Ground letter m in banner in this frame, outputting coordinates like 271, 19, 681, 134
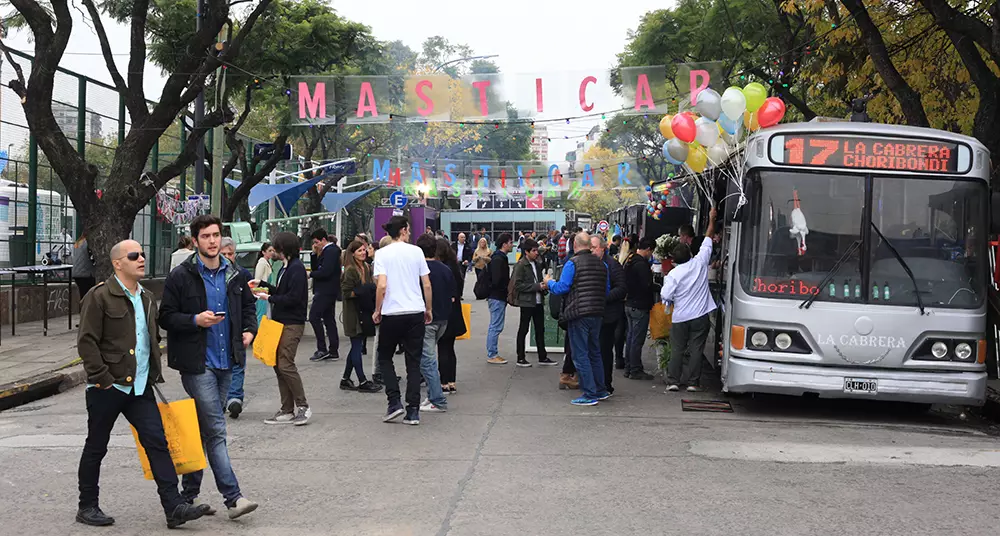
372, 159, 401, 187
290, 76, 337, 126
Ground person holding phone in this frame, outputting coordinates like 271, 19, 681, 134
159, 215, 259, 520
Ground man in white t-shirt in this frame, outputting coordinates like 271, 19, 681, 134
372, 215, 433, 426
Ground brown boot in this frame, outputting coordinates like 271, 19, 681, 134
559, 373, 580, 390
570, 374, 580, 389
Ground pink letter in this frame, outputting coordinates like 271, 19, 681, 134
579, 75, 597, 112
634, 74, 655, 111
415, 79, 434, 116
356, 81, 379, 118
535, 78, 544, 113
689, 69, 710, 106
299, 82, 325, 119
472, 80, 491, 116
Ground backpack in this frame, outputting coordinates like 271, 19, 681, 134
507, 262, 523, 306
548, 265, 563, 321
473, 263, 492, 300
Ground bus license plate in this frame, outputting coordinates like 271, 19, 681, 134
844, 378, 878, 394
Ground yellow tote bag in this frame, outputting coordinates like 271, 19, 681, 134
456, 303, 472, 340
131, 385, 206, 480
253, 315, 283, 367
649, 303, 673, 340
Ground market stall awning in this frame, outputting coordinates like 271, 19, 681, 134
321, 187, 381, 213
224, 176, 325, 212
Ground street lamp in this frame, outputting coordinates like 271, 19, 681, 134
434, 54, 499, 73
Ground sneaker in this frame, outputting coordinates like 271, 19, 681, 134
665, 384, 680, 392
263, 410, 294, 424
226, 399, 243, 419
166, 503, 211, 529
628, 371, 655, 380
227, 497, 258, 520
486, 356, 508, 365
323, 351, 340, 361
76, 506, 115, 526
402, 408, 420, 425
570, 396, 599, 406
623, 371, 631, 379
537, 357, 558, 366
340, 378, 357, 391
420, 399, 447, 412
686, 385, 704, 392
516, 358, 532, 367
309, 350, 329, 362
372, 373, 384, 385
383, 404, 405, 422
357, 380, 383, 393
189, 497, 216, 516
596, 392, 613, 400
291, 406, 312, 426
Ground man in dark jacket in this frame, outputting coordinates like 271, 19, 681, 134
454, 232, 473, 273
592, 235, 627, 395
514, 239, 558, 367
158, 215, 258, 519
485, 233, 513, 365
544, 232, 610, 406
308, 229, 342, 361
76, 239, 211, 529
623, 237, 656, 380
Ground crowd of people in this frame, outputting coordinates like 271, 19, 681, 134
73, 210, 718, 527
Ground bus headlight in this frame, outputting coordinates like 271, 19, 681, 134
954, 343, 973, 361
774, 333, 793, 350
750, 331, 769, 348
931, 341, 948, 359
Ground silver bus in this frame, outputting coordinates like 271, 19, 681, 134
721, 122, 991, 406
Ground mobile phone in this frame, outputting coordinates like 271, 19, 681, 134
214, 311, 227, 317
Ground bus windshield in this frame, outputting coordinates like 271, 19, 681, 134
739, 169, 987, 309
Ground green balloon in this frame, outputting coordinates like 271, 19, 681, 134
743, 83, 768, 114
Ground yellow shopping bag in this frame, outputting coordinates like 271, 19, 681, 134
131, 385, 206, 480
649, 303, 673, 340
456, 303, 473, 340
253, 315, 284, 367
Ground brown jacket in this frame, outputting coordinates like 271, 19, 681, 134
78, 276, 163, 389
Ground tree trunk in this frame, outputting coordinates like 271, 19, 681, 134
82, 198, 142, 281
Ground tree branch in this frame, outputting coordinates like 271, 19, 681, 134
149, 108, 233, 192
126, 0, 151, 121
223, 130, 290, 221
0, 38, 27, 99
79, 0, 128, 102
918, 0, 998, 66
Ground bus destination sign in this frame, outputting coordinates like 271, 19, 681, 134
771, 134, 968, 174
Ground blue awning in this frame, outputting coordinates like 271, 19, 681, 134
321, 187, 381, 213
225, 176, 326, 213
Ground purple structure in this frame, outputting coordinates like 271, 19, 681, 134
373, 206, 439, 243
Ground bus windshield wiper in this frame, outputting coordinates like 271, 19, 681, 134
799, 239, 862, 309
870, 222, 926, 315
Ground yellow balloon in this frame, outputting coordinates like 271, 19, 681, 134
686, 144, 708, 173
659, 115, 675, 139
743, 110, 760, 131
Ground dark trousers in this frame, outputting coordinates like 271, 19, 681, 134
614, 317, 627, 365
75, 277, 97, 301
516, 304, 547, 361
344, 336, 368, 382
666, 313, 711, 387
624, 306, 651, 374
78, 387, 183, 515
562, 335, 575, 374
600, 319, 619, 394
309, 293, 339, 355
438, 335, 458, 384
377, 313, 425, 410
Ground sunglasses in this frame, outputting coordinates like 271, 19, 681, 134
120, 251, 146, 261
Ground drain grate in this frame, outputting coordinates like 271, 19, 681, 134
681, 400, 733, 413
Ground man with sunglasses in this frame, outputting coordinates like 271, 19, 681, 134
77, 240, 211, 528
160, 215, 259, 519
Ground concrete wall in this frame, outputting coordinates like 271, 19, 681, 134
0, 278, 166, 326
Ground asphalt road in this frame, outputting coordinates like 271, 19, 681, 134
1, 293, 998, 535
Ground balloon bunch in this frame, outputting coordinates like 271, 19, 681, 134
645, 177, 679, 220
659, 83, 786, 173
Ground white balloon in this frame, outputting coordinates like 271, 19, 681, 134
720, 87, 747, 123
694, 117, 719, 147
707, 141, 729, 165
695, 88, 722, 121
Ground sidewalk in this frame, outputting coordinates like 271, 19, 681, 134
0, 319, 82, 411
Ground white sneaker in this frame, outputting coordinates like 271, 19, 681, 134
263, 410, 294, 424
191, 497, 216, 516
292, 406, 312, 426
686, 385, 704, 392
665, 384, 680, 392
420, 399, 447, 412
227, 497, 258, 520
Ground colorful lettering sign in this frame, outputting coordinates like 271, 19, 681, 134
772, 134, 967, 174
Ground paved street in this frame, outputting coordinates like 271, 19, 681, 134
1, 295, 998, 535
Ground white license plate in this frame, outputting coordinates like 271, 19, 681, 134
844, 377, 878, 394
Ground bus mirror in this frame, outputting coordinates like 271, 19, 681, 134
993, 192, 1000, 235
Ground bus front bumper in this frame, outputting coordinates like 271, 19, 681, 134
726, 356, 987, 406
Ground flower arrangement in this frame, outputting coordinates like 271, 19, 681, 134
653, 234, 681, 261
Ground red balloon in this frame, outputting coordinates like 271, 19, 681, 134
671, 113, 697, 143
757, 97, 786, 128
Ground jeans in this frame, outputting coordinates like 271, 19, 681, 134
421, 320, 448, 407
667, 313, 711, 387
567, 316, 605, 399
377, 313, 425, 410
79, 387, 184, 515
344, 336, 368, 383
599, 319, 619, 394
227, 356, 245, 403
486, 298, 507, 358
625, 307, 651, 374
180, 368, 242, 507
516, 304, 547, 360
309, 293, 339, 355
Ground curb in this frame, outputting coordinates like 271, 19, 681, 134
0, 358, 85, 412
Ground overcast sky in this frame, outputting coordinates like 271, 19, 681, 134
3, 0, 672, 159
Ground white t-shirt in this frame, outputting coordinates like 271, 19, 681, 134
373, 241, 430, 316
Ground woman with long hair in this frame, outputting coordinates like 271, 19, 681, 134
72, 234, 96, 300
254, 242, 275, 323
472, 237, 491, 278
436, 238, 465, 393
340, 240, 381, 393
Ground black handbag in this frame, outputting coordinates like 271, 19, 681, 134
444, 299, 467, 338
